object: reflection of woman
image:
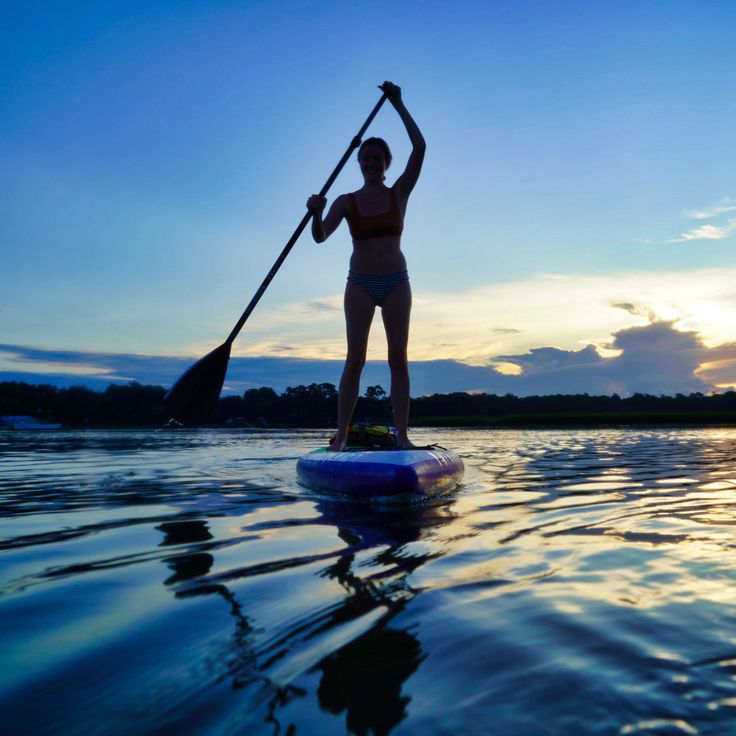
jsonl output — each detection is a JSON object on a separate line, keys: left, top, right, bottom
{"left": 307, "top": 81, "right": 425, "bottom": 451}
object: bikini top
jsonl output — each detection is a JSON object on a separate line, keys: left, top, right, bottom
{"left": 346, "top": 188, "right": 404, "bottom": 241}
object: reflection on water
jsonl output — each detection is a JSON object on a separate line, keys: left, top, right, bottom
{"left": 2, "top": 428, "right": 736, "bottom": 734}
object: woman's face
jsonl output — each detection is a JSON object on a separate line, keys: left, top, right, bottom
{"left": 359, "top": 144, "right": 387, "bottom": 183}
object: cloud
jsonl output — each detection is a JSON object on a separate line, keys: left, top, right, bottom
{"left": 609, "top": 301, "right": 663, "bottom": 321}
{"left": 497, "top": 345, "right": 604, "bottom": 374}
{"left": 605, "top": 321, "right": 708, "bottom": 394}
{"left": 667, "top": 219, "right": 736, "bottom": 243}
{"left": 304, "top": 299, "right": 341, "bottom": 313}
{"left": 6, "top": 267, "right": 736, "bottom": 397}
{"left": 695, "top": 343, "right": 736, "bottom": 389}
{"left": 657, "top": 197, "right": 736, "bottom": 243}
{"left": 685, "top": 198, "right": 736, "bottom": 220}
{"left": 0, "top": 344, "right": 190, "bottom": 387}
{"left": 0, "top": 319, "right": 726, "bottom": 397}
{"left": 494, "top": 321, "right": 710, "bottom": 396}
{"left": 24, "top": 268, "right": 726, "bottom": 371}
{"left": 228, "top": 268, "right": 736, "bottom": 365}
{"left": 0, "top": 343, "right": 498, "bottom": 396}
{"left": 611, "top": 302, "right": 640, "bottom": 316}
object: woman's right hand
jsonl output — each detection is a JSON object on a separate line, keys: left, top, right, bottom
{"left": 307, "top": 195, "right": 327, "bottom": 214}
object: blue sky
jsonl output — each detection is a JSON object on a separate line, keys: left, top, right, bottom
{"left": 3, "top": 1, "right": 736, "bottom": 396}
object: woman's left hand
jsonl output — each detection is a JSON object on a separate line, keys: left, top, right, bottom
{"left": 380, "top": 81, "right": 402, "bottom": 102}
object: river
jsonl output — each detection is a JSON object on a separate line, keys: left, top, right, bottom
{"left": 1, "top": 427, "right": 736, "bottom": 735}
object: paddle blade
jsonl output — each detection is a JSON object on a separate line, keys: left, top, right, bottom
{"left": 163, "top": 342, "right": 232, "bottom": 425}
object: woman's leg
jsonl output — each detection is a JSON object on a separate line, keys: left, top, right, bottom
{"left": 381, "top": 281, "right": 415, "bottom": 448}
{"left": 330, "top": 282, "right": 376, "bottom": 451}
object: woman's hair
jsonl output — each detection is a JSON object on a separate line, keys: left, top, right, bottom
{"left": 358, "top": 137, "right": 392, "bottom": 168}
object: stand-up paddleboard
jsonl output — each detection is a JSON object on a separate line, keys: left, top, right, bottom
{"left": 296, "top": 446, "right": 464, "bottom": 498}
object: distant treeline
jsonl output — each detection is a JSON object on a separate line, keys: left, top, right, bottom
{"left": 3, "top": 380, "right": 736, "bottom": 428}
{"left": 0, "top": 381, "right": 378, "bottom": 427}
{"left": 411, "top": 391, "right": 736, "bottom": 427}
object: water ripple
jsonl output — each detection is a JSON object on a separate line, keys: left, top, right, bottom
{"left": 3, "top": 428, "right": 736, "bottom": 734}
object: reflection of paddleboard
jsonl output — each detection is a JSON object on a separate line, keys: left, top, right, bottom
{"left": 296, "top": 447, "right": 464, "bottom": 497}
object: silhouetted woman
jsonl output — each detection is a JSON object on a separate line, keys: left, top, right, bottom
{"left": 307, "top": 81, "right": 425, "bottom": 451}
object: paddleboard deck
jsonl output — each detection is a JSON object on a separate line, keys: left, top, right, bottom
{"left": 296, "top": 446, "right": 464, "bottom": 498}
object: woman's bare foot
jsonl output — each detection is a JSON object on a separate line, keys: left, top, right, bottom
{"left": 328, "top": 435, "right": 347, "bottom": 452}
{"left": 397, "top": 437, "right": 418, "bottom": 450}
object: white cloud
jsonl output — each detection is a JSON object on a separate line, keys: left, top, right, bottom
{"left": 667, "top": 219, "right": 736, "bottom": 243}
{"left": 685, "top": 198, "right": 736, "bottom": 220}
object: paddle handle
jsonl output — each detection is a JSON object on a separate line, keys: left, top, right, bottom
{"left": 225, "top": 92, "right": 388, "bottom": 346}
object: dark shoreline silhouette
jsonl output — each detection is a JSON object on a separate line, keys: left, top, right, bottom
{"left": 3, "top": 380, "right": 736, "bottom": 429}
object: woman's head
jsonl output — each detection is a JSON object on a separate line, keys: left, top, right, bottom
{"left": 358, "top": 137, "right": 392, "bottom": 167}
{"left": 358, "top": 137, "right": 392, "bottom": 182}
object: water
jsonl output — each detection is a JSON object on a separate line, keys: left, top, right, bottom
{"left": 2, "top": 428, "right": 736, "bottom": 735}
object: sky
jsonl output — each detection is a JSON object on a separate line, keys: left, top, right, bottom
{"left": 2, "top": 0, "right": 736, "bottom": 396}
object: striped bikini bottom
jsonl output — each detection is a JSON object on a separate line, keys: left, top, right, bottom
{"left": 347, "top": 270, "right": 409, "bottom": 306}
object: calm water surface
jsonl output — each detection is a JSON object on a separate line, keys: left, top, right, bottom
{"left": 2, "top": 427, "right": 736, "bottom": 735}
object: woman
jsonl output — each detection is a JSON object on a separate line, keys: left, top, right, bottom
{"left": 307, "top": 81, "right": 425, "bottom": 451}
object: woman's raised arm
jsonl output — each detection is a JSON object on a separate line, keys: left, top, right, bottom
{"left": 382, "top": 82, "right": 426, "bottom": 201}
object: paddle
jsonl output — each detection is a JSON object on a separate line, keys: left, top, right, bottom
{"left": 164, "top": 91, "right": 388, "bottom": 425}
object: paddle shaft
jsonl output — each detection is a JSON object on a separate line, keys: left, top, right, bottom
{"left": 225, "top": 92, "right": 388, "bottom": 346}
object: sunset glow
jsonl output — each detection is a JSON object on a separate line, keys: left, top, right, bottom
{"left": 2, "top": 2, "right": 736, "bottom": 396}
